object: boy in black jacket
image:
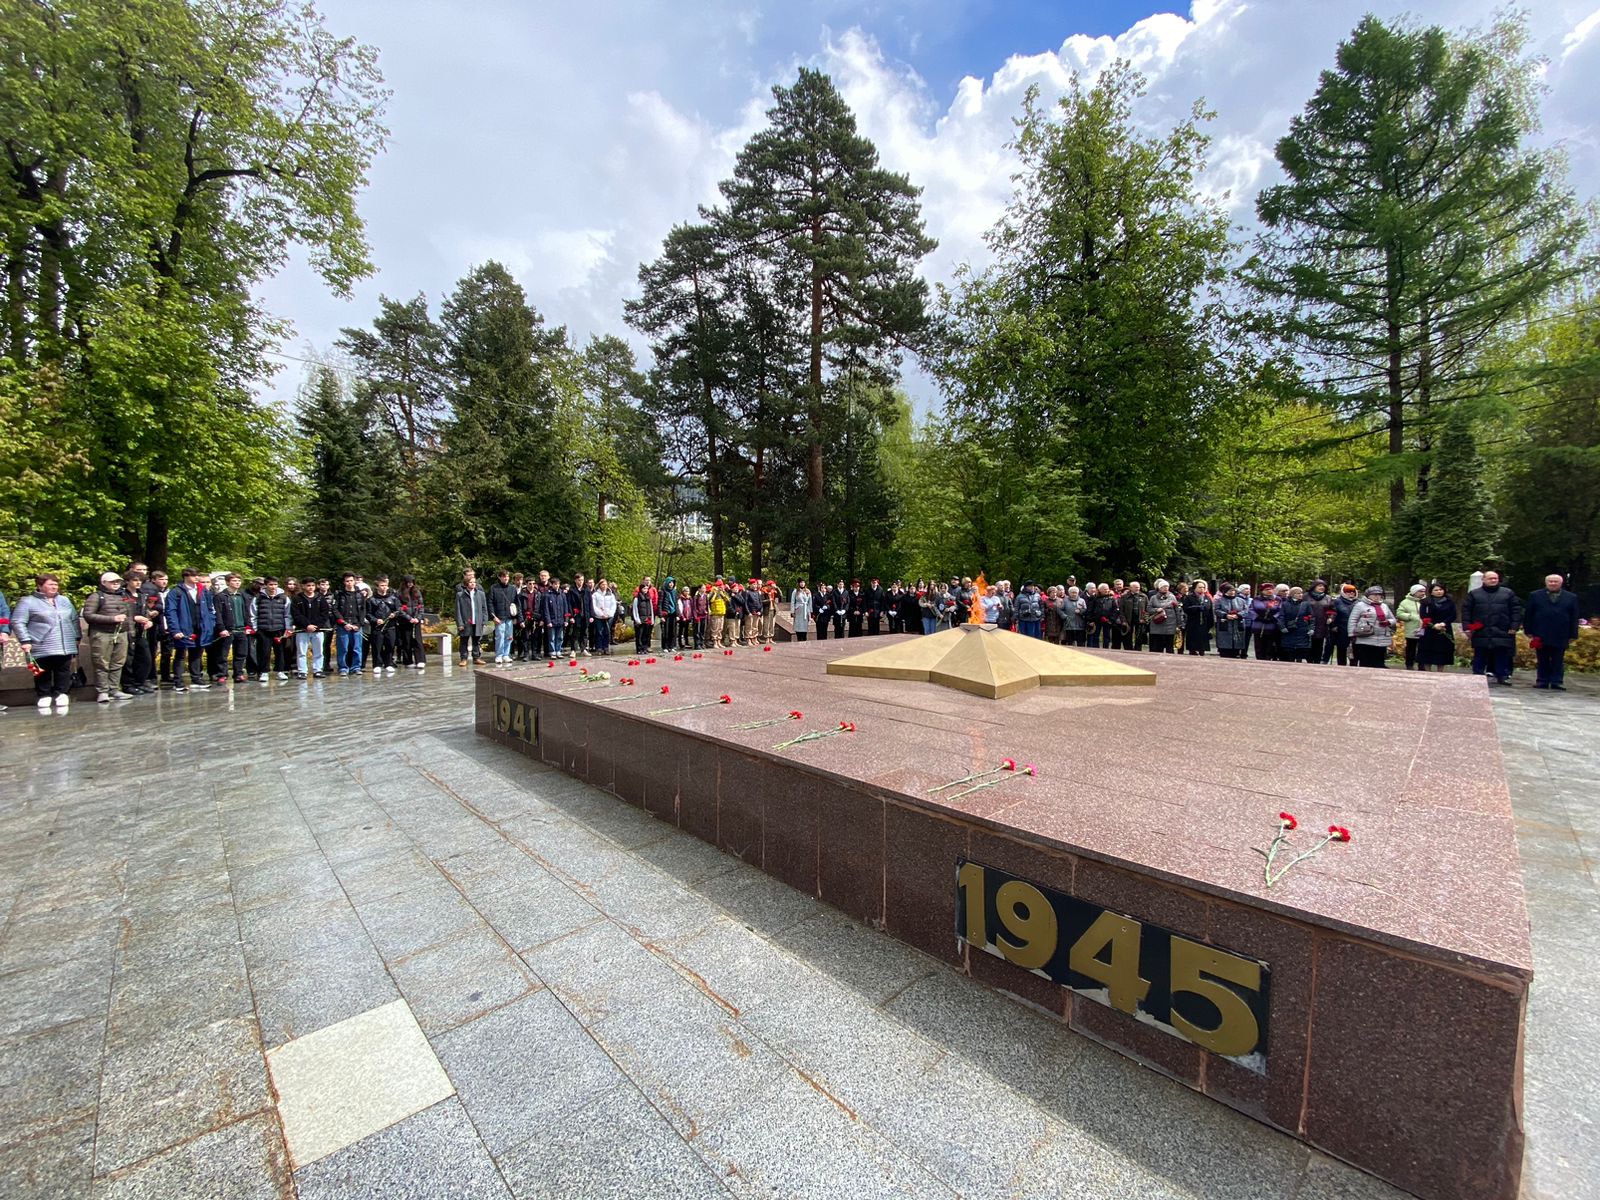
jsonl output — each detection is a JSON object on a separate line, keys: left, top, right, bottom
{"left": 332, "top": 573, "right": 369, "bottom": 676}
{"left": 292, "top": 582, "right": 333, "bottom": 678}
{"left": 368, "top": 575, "right": 401, "bottom": 673}
{"left": 253, "top": 577, "right": 294, "bottom": 681}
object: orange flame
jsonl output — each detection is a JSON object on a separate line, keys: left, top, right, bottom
{"left": 967, "top": 571, "right": 988, "bottom": 625}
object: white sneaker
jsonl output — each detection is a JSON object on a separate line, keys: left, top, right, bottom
{"left": 277, "top": 671, "right": 289, "bottom": 680}
{"left": 55, "top": 695, "right": 69, "bottom": 711}
{"left": 386, "top": 666, "right": 396, "bottom": 674}
{"left": 38, "top": 697, "right": 52, "bottom": 711}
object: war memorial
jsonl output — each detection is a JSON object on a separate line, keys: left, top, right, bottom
{"left": 478, "top": 616, "right": 1531, "bottom": 1200}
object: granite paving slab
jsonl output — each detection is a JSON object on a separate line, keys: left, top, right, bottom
{"left": 0, "top": 658, "right": 1592, "bottom": 1200}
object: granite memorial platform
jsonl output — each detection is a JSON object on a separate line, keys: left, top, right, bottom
{"left": 475, "top": 637, "right": 1530, "bottom": 1200}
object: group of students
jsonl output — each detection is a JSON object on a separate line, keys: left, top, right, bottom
{"left": 453, "top": 569, "right": 790, "bottom": 663}
{"left": 0, "top": 564, "right": 432, "bottom": 710}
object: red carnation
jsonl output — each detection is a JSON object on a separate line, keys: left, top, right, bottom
{"left": 1328, "top": 825, "right": 1351, "bottom": 843}
{"left": 838, "top": 721, "right": 856, "bottom": 732}
{"left": 674, "top": 654, "right": 684, "bottom": 661}
{"left": 646, "top": 657, "right": 657, "bottom": 664}
{"left": 660, "top": 685, "right": 670, "bottom": 694}
{"left": 1001, "top": 758, "right": 1017, "bottom": 772}
{"left": 1278, "top": 812, "right": 1297, "bottom": 831}
{"left": 1021, "top": 763, "right": 1038, "bottom": 776}
{"left": 568, "top": 659, "right": 578, "bottom": 667}
{"left": 692, "top": 652, "right": 703, "bottom": 659}
{"left": 1421, "top": 617, "right": 1433, "bottom": 627}
{"left": 628, "top": 659, "right": 640, "bottom": 666}
{"left": 546, "top": 662, "right": 555, "bottom": 669}
{"left": 621, "top": 677, "right": 634, "bottom": 685}
{"left": 1467, "top": 621, "right": 1484, "bottom": 633}
{"left": 788, "top": 710, "right": 803, "bottom": 719}
{"left": 719, "top": 694, "right": 732, "bottom": 704}
{"left": 724, "top": 649, "right": 734, "bottom": 656}
{"left": 1529, "top": 636, "right": 1542, "bottom": 650}
{"left": 763, "top": 645, "right": 772, "bottom": 653}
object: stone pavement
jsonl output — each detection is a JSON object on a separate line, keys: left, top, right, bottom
{"left": 0, "top": 664, "right": 1594, "bottom": 1199}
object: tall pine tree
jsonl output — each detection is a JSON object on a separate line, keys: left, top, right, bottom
{"left": 718, "top": 69, "right": 934, "bottom": 586}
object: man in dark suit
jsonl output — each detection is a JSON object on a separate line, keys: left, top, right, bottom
{"left": 1524, "top": 573, "right": 1582, "bottom": 691}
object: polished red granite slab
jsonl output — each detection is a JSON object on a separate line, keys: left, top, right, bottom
{"left": 477, "top": 638, "right": 1530, "bottom": 1200}
{"left": 483, "top": 638, "right": 1530, "bottom": 977}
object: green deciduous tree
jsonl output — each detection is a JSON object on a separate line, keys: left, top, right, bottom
{"left": 1247, "top": 13, "right": 1589, "bottom": 520}
{"left": 939, "top": 63, "right": 1239, "bottom": 573}
{"left": 1, "top": 0, "right": 386, "bottom": 569}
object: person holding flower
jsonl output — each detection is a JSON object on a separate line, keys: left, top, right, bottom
{"left": 11, "top": 573, "right": 80, "bottom": 710}
{"left": 1417, "top": 582, "right": 1456, "bottom": 672}
{"left": 1347, "top": 584, "right": 1396, "bottom": 668}
{"left": 1396, "top": 584, "right": 1427, "bottom": 670}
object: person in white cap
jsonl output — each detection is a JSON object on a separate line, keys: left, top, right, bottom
{"left": 80, "top": 570, "right": 146, "bottom": 702}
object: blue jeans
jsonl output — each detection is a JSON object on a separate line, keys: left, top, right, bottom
{"left": 337, "top": 627, "right": 363, "bottom": 673}
{"left": 494, "top": 620, "right": 513, "bottom": 659}
{"left": 1019, "top": 619, "right": 1042, "bottom": 639}
{"left": 921, "top": 616, "right": 938, "bottom": 635}
{"left": 546, "top": 625, "right": 564, "bottom": 657}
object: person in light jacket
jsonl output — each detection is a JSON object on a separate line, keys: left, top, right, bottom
{"left": 12, "top": 574, "right": 80, "bottom": 710}
{"left": 1213, "top": 585, "right": 1251, "bottom": 658}
{"left": 1347, "top": 585, "right": 1396, "bottom": 668}
{"left": 1145, "top": 580, "right": 1181, "bottom": 653}
{"left": 591, "top": 580, "right": 618, "bottom": 655}
{"left": 789, "top": 582, "right": 814, "bottom": 641}
{"left": 1396, "top": 583, "right": 1426, "bottom": 670}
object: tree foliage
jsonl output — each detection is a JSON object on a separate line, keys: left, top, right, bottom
{"left": 938, "top": 63, "right": 1240, "bottom": 574}
{"left": 1247, "top": 13, "right": 1590, "bottom": 518}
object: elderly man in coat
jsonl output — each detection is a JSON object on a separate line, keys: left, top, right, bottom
{"left": 1463, "top": 570, "right": 1523, "bottom": 686}
{"left": 1524, "top": 573, "right": 1581, "bottom": 691}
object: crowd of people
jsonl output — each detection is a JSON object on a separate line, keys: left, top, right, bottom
{"left": 1, "top": 561, "right": 1585, "bottom": 713}
{"left": 0, "top": 565, "right": 431, "bottom": 710}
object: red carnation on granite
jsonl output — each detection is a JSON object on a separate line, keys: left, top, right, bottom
{"left": 1329, "top": 825, "right": 1351, "bottom": 842}
{"left": 646, "top": 657, "right": 657, "bottom": 664}
{"left": 839, "top": 721, "right": 856, "bottom": 732}
{"left": 789, "top": 710, "right": 802, "bottom": 719}
{"left": 674, "top": 654, "right": 684, "bottom": 661}
{"left": 719, "top": 694, "right": 732, "bottom": 704}
{"left": 692, "top": 652, "right": 703, "bottom": 659}
{"left": 546, "top": 661, "right": 555, "bottom": 669}
{"left": 723, "top": 649, "right": 734, "bottom": 656}
{"left": 1001, "top": 758, "right": 1016, "bottom": 772}
{"left": 1278, "top": 812, "right": 1297, "bottom": 831}
{"left": 568, "top": 659, "right": 578, "bottom": 667}
{"left": 621, "top": 677, "right": 635, "bottom": 685}
{"left": 763, "top": 645, "right": 772, "bottom": 652}
{"left": 1021, "top": 764, "right": 1038, "bottom": 776}
{"left": 628, "top": 659, "right": 640, "bottom": 666}
{"left": 660, "top": 685, "right": 670, "bottom": 694}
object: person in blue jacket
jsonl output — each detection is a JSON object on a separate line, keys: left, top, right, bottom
{"left": 1523, "top": 573, "right": 1582, "bottom": 691}
{"left": 163, "top": 567, "right": 217, "bottom": 691}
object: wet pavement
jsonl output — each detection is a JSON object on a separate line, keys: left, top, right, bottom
{"left": 0, "top": 663, "right": 1595, "bottom": 1199}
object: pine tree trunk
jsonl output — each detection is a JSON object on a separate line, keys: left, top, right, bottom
{"left": 807, "top": 246, "right": 825, "bottom": 587}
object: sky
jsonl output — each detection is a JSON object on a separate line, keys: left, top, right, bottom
{"left": 256, "top": 0, "right": 1600, "bottom": 409}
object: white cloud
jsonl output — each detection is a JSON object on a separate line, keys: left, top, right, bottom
{"left": 256, "top": 0, "right": 1600, "bottom": 412}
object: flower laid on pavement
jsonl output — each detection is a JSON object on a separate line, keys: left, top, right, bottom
{"left": 774, "top": 720, "right": 856, "bottom": 751}
{"left": 560, "top": 671, "right": 611, "bottom": 688}
{"left": 929, "top": 758, "right": 1018, "bottom": 794}
{"left": 1256, "top": 812, "right": 1352, "bottom": 887}
{"left": 692, "top": 653, "right": 703, "bottom": 659}
{"left": 730, "top": 710, "right": 803, "bottom": 730}
{"left": 651, "top": 693, "right": 734, "bottom": 716}
{"left": 763, "top": 646, "right": 772, "bottom": 652}
{"left": 945, "top": 762, "right": 1038, "bottom": 800}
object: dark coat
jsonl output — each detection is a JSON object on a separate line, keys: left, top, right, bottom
{"left": 1523, "top": 588, "right": 1580, "bottom": 649}
{"left": 334, "top": 588, "right": 369, "bottom": 628}
{"left": 293, "top": 593, "right": 334, "bottom": 631}
{"left": 1182, "top": 592, "right": 1213, "bottom": 640}
{"left": 489, "top": 581, "right": 520, "bottom": 622}
{"left": 1276, "top": 596, "right": 1315, "bottom": 650}
{"left": 1419, "top": 595, "right": 1457, "bottom": 667}
{"left": 1463, "top": 586, "right": 1522, "bottom": 650}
